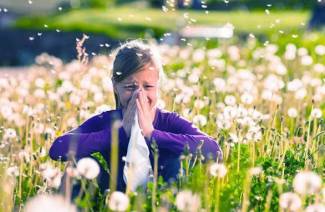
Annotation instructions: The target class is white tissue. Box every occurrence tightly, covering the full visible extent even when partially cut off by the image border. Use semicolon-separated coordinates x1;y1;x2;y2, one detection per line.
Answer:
123;112;152;191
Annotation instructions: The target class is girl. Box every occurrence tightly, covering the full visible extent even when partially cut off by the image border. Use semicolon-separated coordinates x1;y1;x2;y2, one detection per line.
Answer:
49;40;222;193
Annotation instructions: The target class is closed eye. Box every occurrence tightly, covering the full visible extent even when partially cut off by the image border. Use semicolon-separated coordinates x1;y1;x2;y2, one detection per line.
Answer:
124;85;137;90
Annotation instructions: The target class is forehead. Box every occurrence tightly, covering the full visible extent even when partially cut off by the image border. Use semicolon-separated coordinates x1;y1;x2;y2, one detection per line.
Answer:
121;65;159;83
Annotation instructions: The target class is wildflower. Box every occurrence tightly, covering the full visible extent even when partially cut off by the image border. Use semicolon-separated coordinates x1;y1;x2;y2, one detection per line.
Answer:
294;88;307;100
293;171;322;195
249;167;263;176
175;190;201;212
305;204;325;212
40;164;62;189
194;99;205;109
287;79;303;92
287;108;298;118
301;55;313;66
76;157;100;180
192;114;207;126
6;166;19;177
240;93;254;105
315;45;325;56
279;192;301;211
24;194;77;212
108;191;129;211
310;108;322;119
3;128;17;140
209;163;227;178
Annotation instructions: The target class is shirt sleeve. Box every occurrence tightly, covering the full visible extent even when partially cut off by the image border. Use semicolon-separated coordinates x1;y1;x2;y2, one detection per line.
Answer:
149;112;223;162
49;111;122;161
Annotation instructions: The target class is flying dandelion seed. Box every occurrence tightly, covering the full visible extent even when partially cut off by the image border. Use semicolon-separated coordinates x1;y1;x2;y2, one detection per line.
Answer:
201;5;207;9
44;24;48;28
91;52;96;56
117;17;122;22
265;9;270;15
37;32;42;36
100;44;104;47
162;6;168;12
56;29;60;32
279;30;284;34
28;0;32;5
300;22;305;26
249;33;255;38
224;0;229;4
3;8;8;12
205;10;209;14
29;36;35;41
58;7;62;11
292;34;298;38
105;43;110;47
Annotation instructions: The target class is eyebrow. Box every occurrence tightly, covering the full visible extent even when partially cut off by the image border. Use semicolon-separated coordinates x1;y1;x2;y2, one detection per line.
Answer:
123;81;156;85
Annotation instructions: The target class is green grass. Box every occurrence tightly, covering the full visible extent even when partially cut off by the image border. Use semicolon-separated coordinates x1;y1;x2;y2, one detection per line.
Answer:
15;6;310;39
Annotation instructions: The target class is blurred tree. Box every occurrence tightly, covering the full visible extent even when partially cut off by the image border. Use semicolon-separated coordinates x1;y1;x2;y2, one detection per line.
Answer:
78;0;116;8
308;1;325;29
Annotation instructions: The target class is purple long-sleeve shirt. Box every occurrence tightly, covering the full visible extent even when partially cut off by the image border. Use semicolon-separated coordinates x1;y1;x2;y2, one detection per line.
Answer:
49;108;222;191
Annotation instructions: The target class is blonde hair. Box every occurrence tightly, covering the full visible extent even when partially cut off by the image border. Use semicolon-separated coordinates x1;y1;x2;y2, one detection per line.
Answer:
111;40;164;109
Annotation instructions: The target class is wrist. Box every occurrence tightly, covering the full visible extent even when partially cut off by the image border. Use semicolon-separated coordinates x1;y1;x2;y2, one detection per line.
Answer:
143;127;154;139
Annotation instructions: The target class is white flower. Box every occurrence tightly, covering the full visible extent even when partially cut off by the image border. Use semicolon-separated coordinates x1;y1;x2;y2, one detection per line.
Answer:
301;55;313;66
287;108;298;118
315;45;325;56
294;88;307;100
224;95;236;106
3;128;17;140
293;171;322;195
310;108;322;119
6;166;19;177
192;114;207;126
108;191;129;212
213;78;226;92
175;190;201;212
306;204;325;212
24;194;77;212
95;104;112;114
40;164;62;189
240;93;254;105
279;192;301;211
209;163;227;178
287;79;303;92
76;158;100;180
194;99;205;109
249;167;263;176
229;133;239;143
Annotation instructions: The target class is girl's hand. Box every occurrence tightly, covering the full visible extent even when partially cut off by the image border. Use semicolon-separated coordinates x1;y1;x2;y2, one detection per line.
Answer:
136;90;155;139
122;90;138;137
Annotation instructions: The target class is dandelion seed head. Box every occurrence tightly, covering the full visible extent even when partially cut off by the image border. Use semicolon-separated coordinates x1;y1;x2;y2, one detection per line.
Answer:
24;194;77;212
279;192;301;211
76;157;100;179
209;163;227;178
175;190;201;212
293;171;322;195
108;191;129;211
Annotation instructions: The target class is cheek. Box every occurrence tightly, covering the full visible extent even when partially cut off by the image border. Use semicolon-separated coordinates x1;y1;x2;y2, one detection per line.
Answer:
118;91;132;106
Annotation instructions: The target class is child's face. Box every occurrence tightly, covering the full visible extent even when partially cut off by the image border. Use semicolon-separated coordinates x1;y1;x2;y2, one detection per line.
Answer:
114;64;159;111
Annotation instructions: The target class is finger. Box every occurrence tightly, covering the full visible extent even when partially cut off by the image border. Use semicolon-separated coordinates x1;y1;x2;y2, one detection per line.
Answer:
138;91;148;111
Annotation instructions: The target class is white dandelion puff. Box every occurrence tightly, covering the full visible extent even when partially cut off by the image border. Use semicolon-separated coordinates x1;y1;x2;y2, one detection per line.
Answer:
76;158;100;180
108;191;129;212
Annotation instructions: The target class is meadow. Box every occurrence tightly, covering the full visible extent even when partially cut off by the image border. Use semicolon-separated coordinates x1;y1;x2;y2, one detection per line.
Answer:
0;5;325;211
